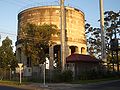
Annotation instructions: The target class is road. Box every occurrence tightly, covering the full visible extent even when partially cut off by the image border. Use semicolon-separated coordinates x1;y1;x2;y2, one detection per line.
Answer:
0;80;120;90
48;80;120;90
0;85;28;90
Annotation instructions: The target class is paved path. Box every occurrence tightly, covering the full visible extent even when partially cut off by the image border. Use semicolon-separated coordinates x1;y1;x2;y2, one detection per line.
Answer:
21;79;120;90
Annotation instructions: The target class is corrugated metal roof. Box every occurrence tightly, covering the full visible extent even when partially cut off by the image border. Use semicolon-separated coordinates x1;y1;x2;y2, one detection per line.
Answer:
66;54;100;63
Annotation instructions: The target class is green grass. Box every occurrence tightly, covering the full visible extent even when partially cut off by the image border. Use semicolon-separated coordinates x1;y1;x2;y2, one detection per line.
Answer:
0;77;120;85
0;80;30;86
0;80;33;90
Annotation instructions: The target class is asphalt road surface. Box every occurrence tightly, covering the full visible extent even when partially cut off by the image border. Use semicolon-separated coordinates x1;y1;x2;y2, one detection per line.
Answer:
0;80;120;90
48;80;120;90
0;85;28;90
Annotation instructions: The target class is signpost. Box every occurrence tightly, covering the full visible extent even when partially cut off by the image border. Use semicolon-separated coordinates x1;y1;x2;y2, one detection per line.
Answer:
8;64;11;80
18;63;23;84
43;63;45;86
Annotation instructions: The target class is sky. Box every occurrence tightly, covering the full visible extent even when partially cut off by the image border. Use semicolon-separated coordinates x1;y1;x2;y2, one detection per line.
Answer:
0;0;120;50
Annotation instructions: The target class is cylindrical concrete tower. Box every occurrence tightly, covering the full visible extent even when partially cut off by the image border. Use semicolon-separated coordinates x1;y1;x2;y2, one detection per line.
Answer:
16;6;87;70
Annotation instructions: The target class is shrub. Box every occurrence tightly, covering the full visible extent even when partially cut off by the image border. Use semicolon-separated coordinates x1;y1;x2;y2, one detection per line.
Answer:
52;69;73;82
52;69;62;83
61;70;73;82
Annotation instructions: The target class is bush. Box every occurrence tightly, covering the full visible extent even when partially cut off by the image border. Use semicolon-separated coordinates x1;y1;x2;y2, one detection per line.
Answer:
61;70;73;82
52;69;62;83
52;69;73;83
78;70;120;80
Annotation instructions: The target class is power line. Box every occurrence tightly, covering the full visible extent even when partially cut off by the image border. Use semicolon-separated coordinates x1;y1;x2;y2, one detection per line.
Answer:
0;26;16;31
0;32;16;35
0;32;17;38
26;0;59;6
13;0;31;5
0;0;25;7
0;26;16;36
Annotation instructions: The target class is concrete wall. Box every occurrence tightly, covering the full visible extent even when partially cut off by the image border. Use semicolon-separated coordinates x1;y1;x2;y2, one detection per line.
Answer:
16;6;87;74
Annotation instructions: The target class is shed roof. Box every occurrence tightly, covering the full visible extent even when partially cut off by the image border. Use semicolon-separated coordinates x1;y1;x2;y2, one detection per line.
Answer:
66;54;100;63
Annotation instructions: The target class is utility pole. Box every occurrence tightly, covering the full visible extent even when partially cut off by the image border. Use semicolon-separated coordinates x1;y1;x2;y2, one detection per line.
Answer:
99;0;106;63
0;34;1;44
60;0;66;71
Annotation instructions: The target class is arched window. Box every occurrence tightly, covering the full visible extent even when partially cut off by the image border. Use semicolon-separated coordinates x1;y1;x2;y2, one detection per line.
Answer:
81;47;85;54
53;45;61;68
69;46;78;54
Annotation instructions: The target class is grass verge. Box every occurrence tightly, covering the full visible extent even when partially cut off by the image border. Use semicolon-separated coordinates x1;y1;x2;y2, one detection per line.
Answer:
0;80;30;86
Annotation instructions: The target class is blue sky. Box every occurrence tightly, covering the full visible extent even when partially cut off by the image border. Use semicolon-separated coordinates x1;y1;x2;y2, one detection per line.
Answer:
0;0;120;48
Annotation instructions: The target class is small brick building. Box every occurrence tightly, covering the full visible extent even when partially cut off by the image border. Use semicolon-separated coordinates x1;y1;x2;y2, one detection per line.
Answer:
66;54;101;77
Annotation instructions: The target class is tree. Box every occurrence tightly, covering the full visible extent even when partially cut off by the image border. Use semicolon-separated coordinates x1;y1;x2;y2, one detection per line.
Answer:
104;11;120;39
85;23;101;58
85;10;120;60
0;36;17;70
19;23;58;66
104;11;120;72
